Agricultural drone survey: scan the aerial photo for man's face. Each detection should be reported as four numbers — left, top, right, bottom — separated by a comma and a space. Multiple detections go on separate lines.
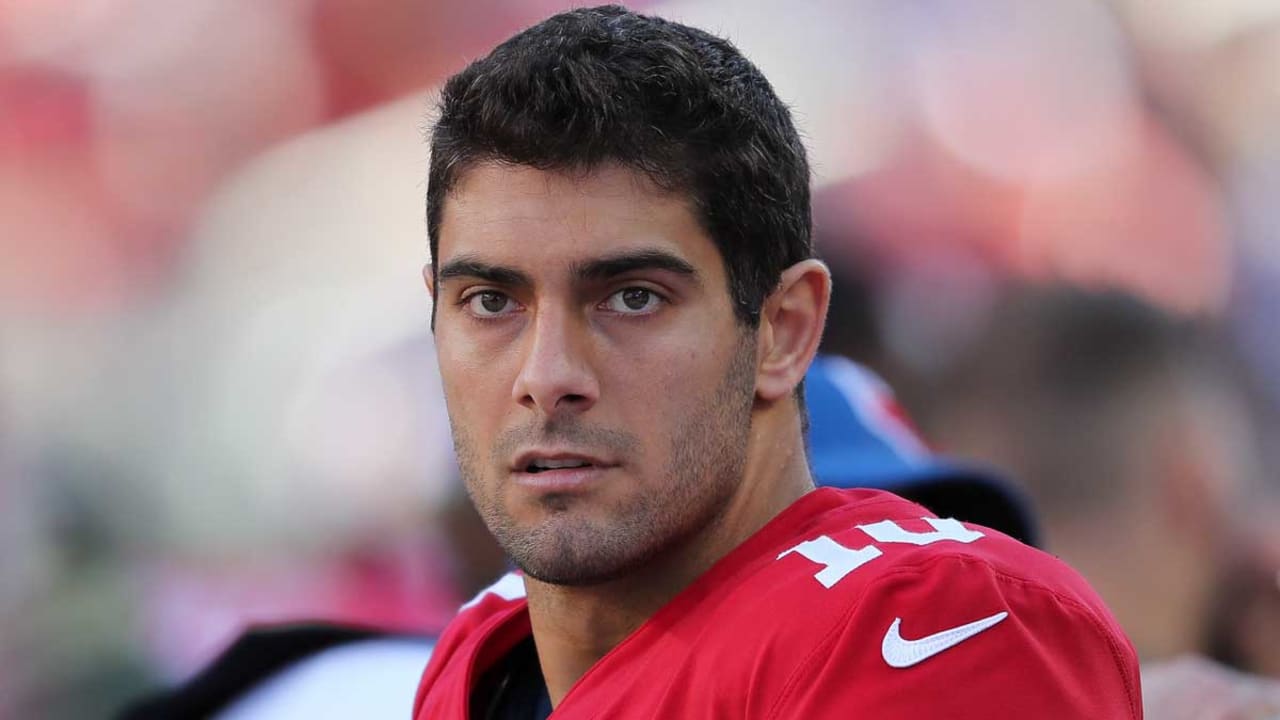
432, 163, 757, 586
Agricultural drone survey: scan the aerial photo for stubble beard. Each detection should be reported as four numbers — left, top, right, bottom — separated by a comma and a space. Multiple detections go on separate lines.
450, 336, 757, 587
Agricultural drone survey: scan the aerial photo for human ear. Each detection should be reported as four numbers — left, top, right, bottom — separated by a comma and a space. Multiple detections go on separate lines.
423, 263, 436, 297
755, 259, 831, 402
424, 263, 439, 331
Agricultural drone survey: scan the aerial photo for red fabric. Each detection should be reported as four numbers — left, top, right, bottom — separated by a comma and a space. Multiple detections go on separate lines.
415, 488, 1142, 718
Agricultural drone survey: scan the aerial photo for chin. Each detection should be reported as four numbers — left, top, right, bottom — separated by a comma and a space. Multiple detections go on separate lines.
503, 518, 658, 587
515, 551, 649, 587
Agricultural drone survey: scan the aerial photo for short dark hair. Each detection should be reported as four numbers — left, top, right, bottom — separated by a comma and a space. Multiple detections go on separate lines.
426, 5, 813, 326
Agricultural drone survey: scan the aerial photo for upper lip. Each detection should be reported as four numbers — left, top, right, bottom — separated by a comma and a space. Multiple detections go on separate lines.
511, 449, 615, 473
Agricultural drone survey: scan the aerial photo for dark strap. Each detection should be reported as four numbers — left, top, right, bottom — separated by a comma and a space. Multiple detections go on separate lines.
117, 623, 404, 719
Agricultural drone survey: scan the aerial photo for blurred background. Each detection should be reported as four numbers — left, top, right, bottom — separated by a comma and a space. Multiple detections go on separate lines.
2, 0, 1278, 716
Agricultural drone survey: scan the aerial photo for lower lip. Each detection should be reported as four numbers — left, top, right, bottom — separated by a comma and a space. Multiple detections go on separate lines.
513, 466, 613, 492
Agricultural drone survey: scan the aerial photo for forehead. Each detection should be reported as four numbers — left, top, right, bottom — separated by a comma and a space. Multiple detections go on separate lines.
437, 163, 720, 273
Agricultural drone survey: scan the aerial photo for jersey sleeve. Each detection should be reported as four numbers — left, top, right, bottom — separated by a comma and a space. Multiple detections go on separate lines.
766, 552, 1143, 719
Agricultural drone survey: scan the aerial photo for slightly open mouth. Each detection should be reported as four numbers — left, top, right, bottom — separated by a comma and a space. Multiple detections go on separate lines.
525, 460, 592, 474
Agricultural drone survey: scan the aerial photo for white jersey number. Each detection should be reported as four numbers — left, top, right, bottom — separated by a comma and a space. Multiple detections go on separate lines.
778, 518, 984, 589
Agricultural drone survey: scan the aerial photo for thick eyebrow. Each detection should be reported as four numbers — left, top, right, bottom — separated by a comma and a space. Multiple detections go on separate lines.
436, 256, 533, 289
572, 248, 700, 285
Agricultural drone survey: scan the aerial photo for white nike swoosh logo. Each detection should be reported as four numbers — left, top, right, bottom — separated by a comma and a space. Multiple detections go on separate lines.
881, 611, 1008, 668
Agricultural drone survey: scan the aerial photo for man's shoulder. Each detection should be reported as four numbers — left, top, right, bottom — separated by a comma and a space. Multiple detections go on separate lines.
686, 488, 1141, 718
762, 487, 1103, 607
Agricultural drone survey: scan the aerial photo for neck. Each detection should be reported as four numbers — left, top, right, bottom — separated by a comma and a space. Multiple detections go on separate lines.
526, 407, 814, 706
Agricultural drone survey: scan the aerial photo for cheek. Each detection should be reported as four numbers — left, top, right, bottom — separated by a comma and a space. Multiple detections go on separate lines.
438, 333, 517, 398
600, 338, 683, 405
437, 359, 469, 414
438, 354, 505, 444
599, 338, 716, 430
612, 323, 737, 397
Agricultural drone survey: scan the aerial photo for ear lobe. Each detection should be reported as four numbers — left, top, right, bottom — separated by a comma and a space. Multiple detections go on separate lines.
755, 259, 831, 402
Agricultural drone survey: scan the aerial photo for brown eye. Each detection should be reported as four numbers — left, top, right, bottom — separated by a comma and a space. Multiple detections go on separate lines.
467, 291, 516, 317
622, 288, 650, 310
603, 287, 662, 314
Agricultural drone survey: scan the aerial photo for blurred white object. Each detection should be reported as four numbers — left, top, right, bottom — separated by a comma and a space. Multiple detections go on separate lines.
153, 93, 450, 553
217, 637, 434, 720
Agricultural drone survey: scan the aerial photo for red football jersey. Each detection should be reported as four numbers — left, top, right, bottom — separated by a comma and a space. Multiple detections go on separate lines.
414, 488, 1143, 718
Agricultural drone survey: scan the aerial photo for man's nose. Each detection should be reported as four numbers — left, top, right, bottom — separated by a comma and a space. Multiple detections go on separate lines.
512, 309, 599, 416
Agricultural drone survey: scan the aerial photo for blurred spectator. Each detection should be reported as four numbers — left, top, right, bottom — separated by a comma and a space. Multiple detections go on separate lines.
924, 286, 1264, 663
1206, 508, 1280, 680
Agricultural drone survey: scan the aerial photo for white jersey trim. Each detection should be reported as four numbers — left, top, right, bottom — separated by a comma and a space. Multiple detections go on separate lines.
460, 571, 527, 611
